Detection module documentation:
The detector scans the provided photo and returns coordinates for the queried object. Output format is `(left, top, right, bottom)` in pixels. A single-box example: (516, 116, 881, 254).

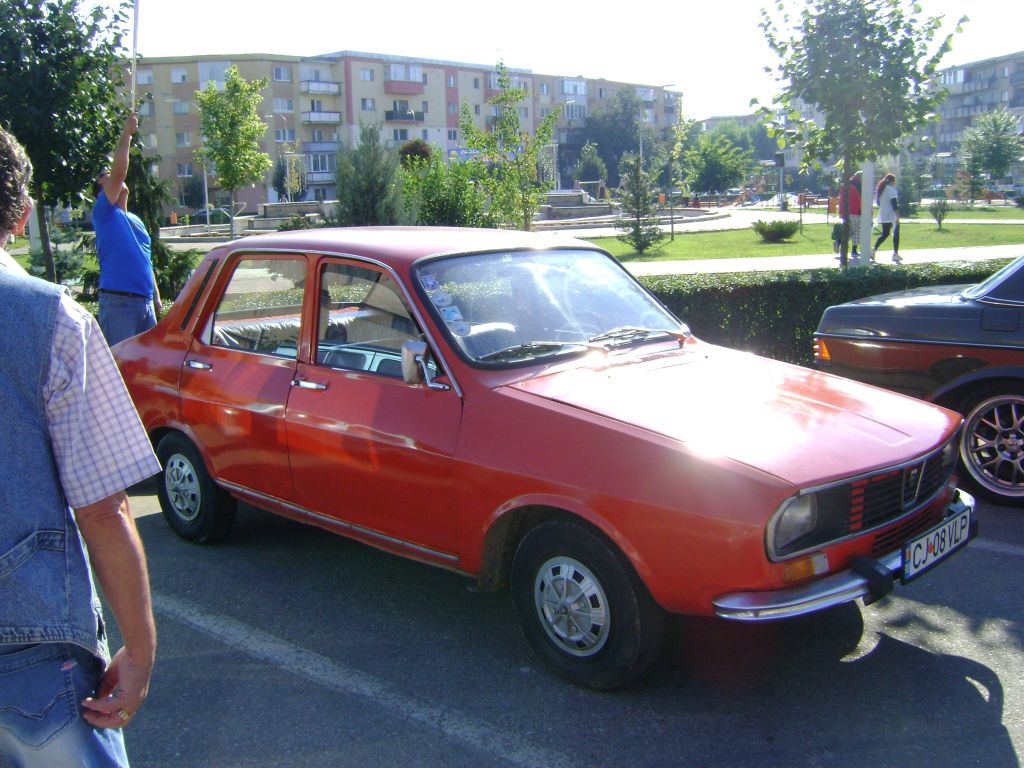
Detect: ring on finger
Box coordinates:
(117, 709, 131, 721)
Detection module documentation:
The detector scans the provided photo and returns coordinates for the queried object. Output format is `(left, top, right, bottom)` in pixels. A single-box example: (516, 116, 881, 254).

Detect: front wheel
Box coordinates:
(155, 433, 237, 543)
(958, 384, 1024, 505)
(510, 519, 664, 690)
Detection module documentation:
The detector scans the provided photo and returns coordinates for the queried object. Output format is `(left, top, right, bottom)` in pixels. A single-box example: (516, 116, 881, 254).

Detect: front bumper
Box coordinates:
(712, 489, 976, 622)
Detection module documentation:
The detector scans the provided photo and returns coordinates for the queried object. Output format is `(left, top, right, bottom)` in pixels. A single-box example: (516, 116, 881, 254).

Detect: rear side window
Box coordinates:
(209, 256, 306, 358)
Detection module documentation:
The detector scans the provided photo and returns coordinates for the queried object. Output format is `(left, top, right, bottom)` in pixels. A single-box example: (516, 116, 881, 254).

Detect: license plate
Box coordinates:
(901, 508, 972, 582)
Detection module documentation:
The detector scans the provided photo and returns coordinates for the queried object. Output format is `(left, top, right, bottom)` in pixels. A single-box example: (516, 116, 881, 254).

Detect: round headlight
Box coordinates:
(770, 494, 818, 556)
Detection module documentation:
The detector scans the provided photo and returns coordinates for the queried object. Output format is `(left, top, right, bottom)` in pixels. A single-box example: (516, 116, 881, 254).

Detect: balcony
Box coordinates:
(302, 141, 339, 153)
(385, 110, 424, 122)
(384, 79, 424, 96)
(301, 80, 341, 95)
(306, 171, 334, 184)
(1010, 70, 1024, 85)
(301, 111, 341, 124)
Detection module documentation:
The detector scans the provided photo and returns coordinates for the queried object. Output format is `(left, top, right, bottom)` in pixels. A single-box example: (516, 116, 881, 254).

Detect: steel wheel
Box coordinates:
(155, 433, 237, 543)
(511, 519, 664, 690)
(959, 387, 1024, 503)
(533, 555, 610, 657)
(164, 452, 202, 523)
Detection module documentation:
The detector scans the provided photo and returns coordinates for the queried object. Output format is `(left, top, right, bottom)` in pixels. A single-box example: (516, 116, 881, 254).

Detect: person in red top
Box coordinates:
(838, 171, 862, 257)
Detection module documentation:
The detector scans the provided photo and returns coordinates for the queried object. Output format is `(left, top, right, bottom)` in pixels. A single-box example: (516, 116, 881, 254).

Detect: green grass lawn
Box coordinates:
(591, 222, 1024, 261)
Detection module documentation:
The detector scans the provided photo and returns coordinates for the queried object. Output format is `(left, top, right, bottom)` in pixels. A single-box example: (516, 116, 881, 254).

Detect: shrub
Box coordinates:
(640, 259, 1012, 367)
(752, 219, 800, 243)
(928, 199, 950, 229)
(277, 214, 315, 231)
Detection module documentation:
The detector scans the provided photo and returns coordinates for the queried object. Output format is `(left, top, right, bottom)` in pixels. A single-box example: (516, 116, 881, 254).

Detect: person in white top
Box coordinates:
(873, 173, 901, 263)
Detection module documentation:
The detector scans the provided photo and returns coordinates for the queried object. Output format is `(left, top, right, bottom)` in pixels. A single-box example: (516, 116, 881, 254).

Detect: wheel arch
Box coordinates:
(473, 500, 650, 598)
(930, 366, 1024, 412)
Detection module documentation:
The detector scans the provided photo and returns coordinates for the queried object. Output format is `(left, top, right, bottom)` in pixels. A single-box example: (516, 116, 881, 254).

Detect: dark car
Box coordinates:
(189, 207, 232, 225)
(814, 255, 1024, 504)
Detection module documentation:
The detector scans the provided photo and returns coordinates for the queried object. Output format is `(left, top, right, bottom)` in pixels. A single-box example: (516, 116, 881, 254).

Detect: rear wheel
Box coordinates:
(510, 519, 664, 690)
(958, 384, 1024, 505)
(155, 433, 237, 543)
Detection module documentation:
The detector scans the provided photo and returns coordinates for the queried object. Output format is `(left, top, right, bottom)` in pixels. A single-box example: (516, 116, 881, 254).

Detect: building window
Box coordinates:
(273, 98, 293, 112)
(447, 129, 457, 141)
(170, 68, 187, 84)
(421, 101, 429, 114)
(519, 107, 528, 119)
(311, 128, 325, 143)
(474, 104, 481, 116)
(175, 132, 191, 147)
(274, 129, 296, 143)
(473, 77, 480, 89)
(310, 99, 323, 112)
(273, 65, 292, 82)
(392, 128, 409, 142)
(361, 98, 376, 111)
(447, 75, 456, 88)
(137, 69, 153, 85)
(173, 100, 190, 115)
(310, 154, 333, 173)
(541, 83, 549, 96)
(199, 61, 230, 91)
(447, 102, 458, 115)
(421, 129, 429, 141)
(386, 63, 422, 82)
(360, 68, 374, 81)
(138, 100, 153, 117)
(562, 79, 587, 96)
(176, 162, 193, 177)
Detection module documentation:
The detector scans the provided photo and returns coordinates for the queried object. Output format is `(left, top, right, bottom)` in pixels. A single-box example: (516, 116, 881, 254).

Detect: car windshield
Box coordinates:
(415, 248, 688, 365)
(961, 254, 1024, 305)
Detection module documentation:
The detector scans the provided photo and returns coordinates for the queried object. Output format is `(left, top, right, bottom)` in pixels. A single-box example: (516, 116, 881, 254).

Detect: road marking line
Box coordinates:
(971, 539, 1024, 558)
(152, 592, 576, 768)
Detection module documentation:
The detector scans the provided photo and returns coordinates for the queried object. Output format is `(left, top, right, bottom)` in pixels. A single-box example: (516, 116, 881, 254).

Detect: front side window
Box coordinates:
(210, 257, 306, 358)
(315, 262, 420, 377)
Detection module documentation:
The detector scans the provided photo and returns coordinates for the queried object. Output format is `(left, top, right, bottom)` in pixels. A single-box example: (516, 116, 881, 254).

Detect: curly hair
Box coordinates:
(0, 126, 33, 237)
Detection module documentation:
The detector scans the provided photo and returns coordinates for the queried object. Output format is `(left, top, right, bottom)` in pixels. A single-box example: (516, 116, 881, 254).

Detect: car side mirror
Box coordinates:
(401, 340, 449, 391)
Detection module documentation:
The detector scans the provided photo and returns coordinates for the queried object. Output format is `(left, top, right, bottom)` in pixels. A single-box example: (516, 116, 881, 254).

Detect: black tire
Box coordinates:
(957, 383, 1024, 505)
(155, 433, 237, 543)
(510, 519, 665, 690)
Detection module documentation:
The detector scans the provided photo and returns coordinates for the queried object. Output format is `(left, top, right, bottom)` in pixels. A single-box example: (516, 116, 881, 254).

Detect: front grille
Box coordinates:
(779, 434, 958, 559)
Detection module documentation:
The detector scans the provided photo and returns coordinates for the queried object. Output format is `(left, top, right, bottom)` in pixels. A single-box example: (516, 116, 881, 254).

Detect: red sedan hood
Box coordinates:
(505, 343, 959, 487)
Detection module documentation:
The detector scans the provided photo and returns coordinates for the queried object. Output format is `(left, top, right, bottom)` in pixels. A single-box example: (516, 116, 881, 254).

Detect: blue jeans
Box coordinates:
(98, 293, 156, 347)
(0, 644, 129, 768)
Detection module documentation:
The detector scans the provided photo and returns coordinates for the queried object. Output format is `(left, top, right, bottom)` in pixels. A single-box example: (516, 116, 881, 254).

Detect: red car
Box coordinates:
(114, 227, 975, 689)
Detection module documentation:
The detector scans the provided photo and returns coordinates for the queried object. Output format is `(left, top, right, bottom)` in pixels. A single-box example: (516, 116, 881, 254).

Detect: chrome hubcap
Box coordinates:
(964, 395, 1024, 497)
(164, 454, 201, 522)
(533, 556, 610, 657)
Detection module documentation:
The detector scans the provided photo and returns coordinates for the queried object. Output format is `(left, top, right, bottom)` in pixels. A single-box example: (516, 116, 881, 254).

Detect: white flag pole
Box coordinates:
(130, 0, 139, 111)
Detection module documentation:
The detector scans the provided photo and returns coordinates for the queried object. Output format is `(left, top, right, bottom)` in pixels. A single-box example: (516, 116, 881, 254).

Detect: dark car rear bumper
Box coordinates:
(712, 489, 976, 621)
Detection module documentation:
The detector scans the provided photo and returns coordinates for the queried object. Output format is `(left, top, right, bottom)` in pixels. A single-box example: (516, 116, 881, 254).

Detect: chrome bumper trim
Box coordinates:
(713, 489, 975, 622)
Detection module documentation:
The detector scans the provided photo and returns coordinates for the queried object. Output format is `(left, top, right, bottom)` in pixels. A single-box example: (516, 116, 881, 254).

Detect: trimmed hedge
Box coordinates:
(639, 259, 1014, 367)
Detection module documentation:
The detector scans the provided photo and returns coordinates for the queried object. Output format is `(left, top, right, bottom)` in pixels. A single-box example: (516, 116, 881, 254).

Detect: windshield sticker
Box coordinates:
(449, 321, 471, 336)
(431, 291, 453, 308)
(440, 305, 464, 322)
(420, 274, 440, 291)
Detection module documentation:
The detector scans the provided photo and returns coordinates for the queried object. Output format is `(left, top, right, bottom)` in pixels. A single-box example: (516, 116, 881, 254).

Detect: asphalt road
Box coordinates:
(115, 484, 1023, 768)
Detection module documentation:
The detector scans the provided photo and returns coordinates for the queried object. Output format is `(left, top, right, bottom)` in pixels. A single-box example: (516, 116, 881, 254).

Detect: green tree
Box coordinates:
(195, 65, 272, 213)
(615, 153, 663, 254)
(398, 138, 432, 168)
(573, 141, 608, 186)
(459, 61, 558, 231)
(180, 174, 205, 210)
(335, 123, 403, 226)
(272, 146, 307, 202)
(0, 0, 130, 282)
(958, 109, 1024, 189)
(580, 89, 649, 187)
(403, 155, 496, 228)
(683, 133, 753, 194)
(760, 0, 962, 266)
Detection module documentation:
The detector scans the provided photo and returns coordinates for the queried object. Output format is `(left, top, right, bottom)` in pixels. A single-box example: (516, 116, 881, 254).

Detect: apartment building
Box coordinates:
(131, 50, 681, 214)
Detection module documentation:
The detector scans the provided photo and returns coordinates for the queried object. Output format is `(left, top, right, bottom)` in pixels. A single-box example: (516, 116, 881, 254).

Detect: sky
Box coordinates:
(89, 0, 1017, 119)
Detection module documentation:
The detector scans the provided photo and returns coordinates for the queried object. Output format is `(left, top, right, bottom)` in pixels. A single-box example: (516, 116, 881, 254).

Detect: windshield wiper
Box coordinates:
(587, 327, 666, 346)
(476, 340, 585, 363)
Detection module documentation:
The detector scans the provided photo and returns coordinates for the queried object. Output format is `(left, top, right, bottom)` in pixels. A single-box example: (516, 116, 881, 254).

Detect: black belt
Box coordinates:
(100, 288, 148, 299)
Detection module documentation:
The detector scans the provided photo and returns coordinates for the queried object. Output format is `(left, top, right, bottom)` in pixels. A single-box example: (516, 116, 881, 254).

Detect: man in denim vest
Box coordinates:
(92, 113, 162, 346)
(0, 126, 160, 766)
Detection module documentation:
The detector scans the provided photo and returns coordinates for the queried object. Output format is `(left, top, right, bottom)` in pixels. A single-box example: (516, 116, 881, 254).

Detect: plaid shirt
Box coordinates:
(45, 292, 160, 508)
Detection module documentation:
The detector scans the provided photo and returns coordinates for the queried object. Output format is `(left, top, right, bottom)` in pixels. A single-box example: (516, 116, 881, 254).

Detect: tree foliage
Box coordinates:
(682, 133, 753, 194)
(573, 141, 608, 185)
(335, 123, 403, 226)
(958, 108, 1024, 186)
(272, 148, 307, 202)
(760, 0, 963, 265)
(615, 153, 663, 254)
(459, 61, 559, 231)
(0, 0, 130, 280)
(402, 155, 496, 228)
(195, 65, 272, 210)
(580, 89, 649, 187)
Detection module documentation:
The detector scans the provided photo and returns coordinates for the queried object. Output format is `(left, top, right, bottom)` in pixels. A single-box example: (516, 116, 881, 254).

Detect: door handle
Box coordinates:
(184, 359, 212, 370)
(292, 379, 328, 390)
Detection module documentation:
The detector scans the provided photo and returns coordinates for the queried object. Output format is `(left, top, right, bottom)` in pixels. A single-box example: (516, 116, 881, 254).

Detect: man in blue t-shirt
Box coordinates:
(92, 113, 162, 346)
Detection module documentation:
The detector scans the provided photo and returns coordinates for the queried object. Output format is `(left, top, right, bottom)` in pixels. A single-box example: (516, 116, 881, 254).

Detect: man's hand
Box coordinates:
(80, 646, 153, 729)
